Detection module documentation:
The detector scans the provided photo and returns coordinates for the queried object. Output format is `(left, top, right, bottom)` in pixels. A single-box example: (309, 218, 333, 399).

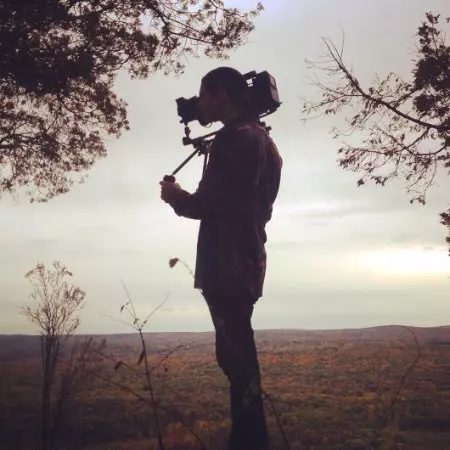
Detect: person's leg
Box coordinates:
(205, 289, 268, 450)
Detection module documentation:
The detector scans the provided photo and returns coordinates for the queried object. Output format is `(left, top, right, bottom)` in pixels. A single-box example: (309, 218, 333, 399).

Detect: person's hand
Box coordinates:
(160, 180, 182, 203)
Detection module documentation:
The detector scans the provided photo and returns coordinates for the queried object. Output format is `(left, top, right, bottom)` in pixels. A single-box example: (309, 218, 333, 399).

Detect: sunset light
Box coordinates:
(354, 247, 450, 277)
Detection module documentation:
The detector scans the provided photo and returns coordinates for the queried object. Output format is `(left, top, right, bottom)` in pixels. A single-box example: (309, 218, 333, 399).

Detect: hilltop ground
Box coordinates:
(1, 326, 450, 449)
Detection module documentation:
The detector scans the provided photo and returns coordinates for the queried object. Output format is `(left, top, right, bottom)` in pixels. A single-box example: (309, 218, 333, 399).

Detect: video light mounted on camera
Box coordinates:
(163, 70, 281, 183)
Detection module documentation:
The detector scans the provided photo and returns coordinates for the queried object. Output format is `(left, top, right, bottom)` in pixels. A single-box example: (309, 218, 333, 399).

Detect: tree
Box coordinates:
(303, 12, 450, 253)
(0, 0, 262, 202)
(22, 261, 101, 450)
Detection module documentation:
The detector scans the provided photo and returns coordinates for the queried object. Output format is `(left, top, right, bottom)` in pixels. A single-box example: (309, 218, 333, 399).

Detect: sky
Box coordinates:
(1, 0, 449, 334)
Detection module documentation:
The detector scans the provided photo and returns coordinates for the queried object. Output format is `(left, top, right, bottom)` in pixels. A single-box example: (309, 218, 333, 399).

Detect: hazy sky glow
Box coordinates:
(1, 0, 449, 334)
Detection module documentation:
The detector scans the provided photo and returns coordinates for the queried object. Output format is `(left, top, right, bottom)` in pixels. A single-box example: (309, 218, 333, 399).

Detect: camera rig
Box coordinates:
(164, 70, 281, 182)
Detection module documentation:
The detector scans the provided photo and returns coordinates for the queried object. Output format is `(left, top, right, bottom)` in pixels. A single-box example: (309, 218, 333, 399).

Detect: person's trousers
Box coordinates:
(203, 288, 268, 450)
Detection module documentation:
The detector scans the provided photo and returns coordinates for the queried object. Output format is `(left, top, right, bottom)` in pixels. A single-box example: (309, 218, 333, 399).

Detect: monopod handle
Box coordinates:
(163, 175, 176, 183)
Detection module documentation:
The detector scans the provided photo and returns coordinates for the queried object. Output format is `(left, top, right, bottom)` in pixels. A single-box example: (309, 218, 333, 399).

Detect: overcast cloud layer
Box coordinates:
(1, 0, 449, 334)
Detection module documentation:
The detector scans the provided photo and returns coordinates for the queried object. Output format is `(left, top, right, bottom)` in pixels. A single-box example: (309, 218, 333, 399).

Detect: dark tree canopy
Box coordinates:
(303, 13, 450, 253)
(0, 0, 262, 202)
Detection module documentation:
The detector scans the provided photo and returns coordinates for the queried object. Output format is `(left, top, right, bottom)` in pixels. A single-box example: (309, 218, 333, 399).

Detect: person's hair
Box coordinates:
(201, 67, 255, 117)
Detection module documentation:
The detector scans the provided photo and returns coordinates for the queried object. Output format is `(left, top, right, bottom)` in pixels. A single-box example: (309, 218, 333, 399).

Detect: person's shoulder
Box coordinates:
(218, 120, 268, 143)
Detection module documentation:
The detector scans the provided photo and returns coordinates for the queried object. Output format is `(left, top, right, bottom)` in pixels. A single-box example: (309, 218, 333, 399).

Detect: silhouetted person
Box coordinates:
(160, 67, 282, 450)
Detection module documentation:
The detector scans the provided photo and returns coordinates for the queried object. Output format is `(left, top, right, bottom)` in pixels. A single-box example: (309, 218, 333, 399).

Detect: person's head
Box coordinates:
(197, 67, 255, 125)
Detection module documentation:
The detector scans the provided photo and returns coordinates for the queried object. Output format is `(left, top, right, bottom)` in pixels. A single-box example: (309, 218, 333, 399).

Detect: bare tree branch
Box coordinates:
(303, 12, 450, 251)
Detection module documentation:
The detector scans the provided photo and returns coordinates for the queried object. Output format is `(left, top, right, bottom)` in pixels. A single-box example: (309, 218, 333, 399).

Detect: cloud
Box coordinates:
(1, 0, 449, 334)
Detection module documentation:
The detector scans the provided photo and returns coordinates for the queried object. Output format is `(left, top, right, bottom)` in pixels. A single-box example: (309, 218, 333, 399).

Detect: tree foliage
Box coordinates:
(303, 12, 450, 252)
(0, 0, 262, 202)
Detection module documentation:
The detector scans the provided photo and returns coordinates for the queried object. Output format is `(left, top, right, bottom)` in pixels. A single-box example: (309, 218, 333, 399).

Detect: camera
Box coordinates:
(176, 70, 281, 126)
(165, 71, 280, 182)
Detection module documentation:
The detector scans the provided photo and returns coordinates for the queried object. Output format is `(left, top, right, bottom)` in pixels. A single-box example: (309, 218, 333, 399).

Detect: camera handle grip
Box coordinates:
(163, 175, 176, 183)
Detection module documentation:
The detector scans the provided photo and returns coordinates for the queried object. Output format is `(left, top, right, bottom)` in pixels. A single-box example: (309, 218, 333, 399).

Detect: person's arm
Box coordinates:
(167, 127, 259, 220)
(165, 186, 204, 220)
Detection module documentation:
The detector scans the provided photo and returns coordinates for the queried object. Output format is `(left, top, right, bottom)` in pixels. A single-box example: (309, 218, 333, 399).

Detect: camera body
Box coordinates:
(176, 70, 281, 126)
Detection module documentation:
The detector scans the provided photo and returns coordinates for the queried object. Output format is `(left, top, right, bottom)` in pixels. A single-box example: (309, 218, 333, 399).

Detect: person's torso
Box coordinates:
(195, 120, 283, 297)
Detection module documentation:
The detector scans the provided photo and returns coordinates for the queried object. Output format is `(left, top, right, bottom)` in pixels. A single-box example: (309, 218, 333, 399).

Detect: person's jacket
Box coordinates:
(167, 119, 282, 300)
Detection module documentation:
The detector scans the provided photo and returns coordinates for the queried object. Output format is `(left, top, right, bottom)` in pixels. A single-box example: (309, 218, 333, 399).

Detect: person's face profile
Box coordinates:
(198, 81, 228, 124)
